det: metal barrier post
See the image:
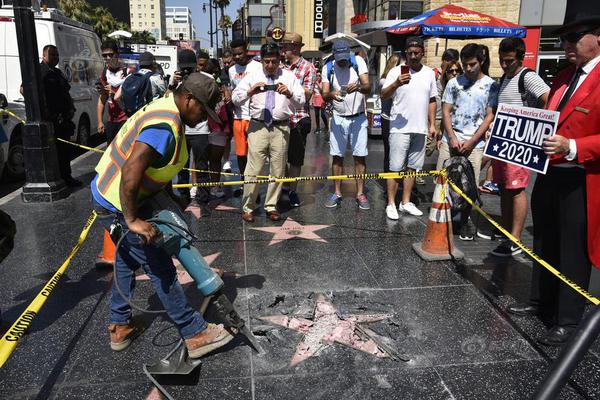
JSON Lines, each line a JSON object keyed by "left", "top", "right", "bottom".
{"left": 533, "top": 305, "right": 600, "bottom": 399}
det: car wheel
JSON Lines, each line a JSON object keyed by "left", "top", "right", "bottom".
{"left": 77, "top": 115, "right": 90, "bottom": 146}
{"left": 5, "top": 129, "right": 24, "bottom": 181}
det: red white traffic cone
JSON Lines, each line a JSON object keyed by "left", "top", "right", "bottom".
{"left": 413, "top": 173, "right": 464, "bottom": 261}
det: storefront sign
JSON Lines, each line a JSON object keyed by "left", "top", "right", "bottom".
{"left": 484, "top": 104, "right": 559, "bottom": 174}
{"left": 314, "top": 0, "right": 324, "bottom": 38}
{"left": 523, "top": 26, "right": 541, "bottom": 70}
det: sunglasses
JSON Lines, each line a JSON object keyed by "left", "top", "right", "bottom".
{"left": 560, "top": 29, "right": 595, "bottom": 44}
{"left": 448, "top": 68, "right": 459, "bottom": 74}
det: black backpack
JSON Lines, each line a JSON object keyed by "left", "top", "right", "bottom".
{"left": 499, "top": 68, "right": 533, "bottom": 106}
{"left": 121, "top": 71, "right": 153, "bottom": 116}
{"left": 443, "top": 156, "right": 482, "bottom": 228}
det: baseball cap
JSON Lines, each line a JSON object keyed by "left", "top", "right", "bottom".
{"left": 332, "top": 40, "right": 351, "bottom": 62}
{"left": 178, "top": 49, "right": 197, "bottom": 69}
{"left": 139, "top": 52, "right": 155, "bottom": 68}
{"left": 180, "top": 72, "right": 222, "bottom": 124}
{"left": 406, "top": 36, "right": 425, "bottom": 50}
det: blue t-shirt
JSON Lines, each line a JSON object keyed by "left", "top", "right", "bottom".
{"left": 91, "top": 126, "right": 175, "bottom": 212}
{"left": 441, "top": 74, "right": 499, "bottom": 149}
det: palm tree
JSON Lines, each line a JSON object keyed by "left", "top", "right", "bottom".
{"left": 131, "top": 31, "right": 157, "bottom": 45}
{"left": 58, "top": 0, "right": 92, "bottom": 25}
{"left": 214, "top": 0, "right": 231, "bottom": 48}
{"left": 92, "top": 6, "right": 120, "bottom": 40}
{"left": 219, "top": 15, "right": 233, "bottom": 48}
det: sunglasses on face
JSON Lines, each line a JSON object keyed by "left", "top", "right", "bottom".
{"left": 560, "top": 29, "right": 595, "bottom": 44}
{"left": 448, "top": 68, "right": 459, "bottom": 74}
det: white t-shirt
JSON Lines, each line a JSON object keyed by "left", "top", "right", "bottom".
{"left": 383, "top": 64, "right": 437, "bottom": 134}
{"left": 321, "top": 55, "right": 369, "bottom": 116}
{"left": 229, "top": 60, "right": 262, "bottom": 120}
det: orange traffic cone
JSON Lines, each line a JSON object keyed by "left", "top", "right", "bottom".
{"left": 413, "top": 173, "right": 464, "bottom": 261}
{"left": 95, "top": 229, "right": 116, "bottom": 268}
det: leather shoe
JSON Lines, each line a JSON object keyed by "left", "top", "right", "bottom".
{"left": 537, "top": 326, "right": 574, "bottom": 347}
{"left": 507, "top": 303, "right": 539, "bottom": 316}
{"left": 267, "top": 210, "right": 281, "bottom": 221}
{"left": 242, "top": 212, "right": 254, "bottom": 222}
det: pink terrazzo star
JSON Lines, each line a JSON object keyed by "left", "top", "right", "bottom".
{"left": 136, "top": 252, "right": 221, "bottom": 285}
{"left": 208, "top": 200, "right": 238, "bottom": 211}
{"left": 250, "top": 218, "right": 331, "bottom": 246}
{"left": 259, "top": 294, "right": 393, "bottom": 366}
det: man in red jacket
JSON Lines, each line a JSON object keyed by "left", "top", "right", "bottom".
{"left": 507, "top": 0, "right": 600, "bottom": 346}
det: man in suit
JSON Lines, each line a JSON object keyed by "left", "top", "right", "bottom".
{"left": 507, "top": 0, "right": 600, "bottom": 346}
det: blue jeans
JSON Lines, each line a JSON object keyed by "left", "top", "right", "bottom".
{"left": 94, "top": 202, "right": 207, "bottom": 339}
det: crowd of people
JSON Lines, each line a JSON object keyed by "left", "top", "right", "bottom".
{"left": 26, "top": 1, "right": 599, "bottom": 356}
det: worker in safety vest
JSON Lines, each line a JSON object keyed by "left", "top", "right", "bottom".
{"left": 90, "top": 73, "right": 232, "bottom": 358}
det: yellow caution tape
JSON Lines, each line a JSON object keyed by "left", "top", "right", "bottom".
{"left": 172, "top": 170, "right": 437, "bottom": 189}
{"left": 56, "top": 138, "right": 271, "bottom": 178}
{"left": 446, "top": 178, "right": 600, "bottom": 306}
{"left": 0, "top": 109, "right": 26, "bottom": 124}
{"left": 0, "top": 212, "right": 97, "bottom": 368}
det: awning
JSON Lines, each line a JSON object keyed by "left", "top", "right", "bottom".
{"left": 356, "top": 30, "right": 406, "bottom": 47}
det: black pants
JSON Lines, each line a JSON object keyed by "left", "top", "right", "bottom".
{"left": 288, "top": 117, "right": 311, "bottom": 167}
{"left": 105, "top": 121, "right": 125, "bottom": 144}
{"left": 314, "top": 107, "right": 328, "bottom": 131}
{"left": 53, "top": 120, "right": 75, "bottom": 180}
{"left": 177, "top": 135, "right": 209, "bottom": 200}
{"left": 381, "top": 117, "right": 390, "bottom": 173}
{"left": 529, "top": 167, "right": 592, "bottom": 328}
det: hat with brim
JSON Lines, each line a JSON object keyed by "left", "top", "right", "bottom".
{"left": 180, "top": 72, "right": 221, "bottom": 124}
{"left": 282, "top": 32, "right": 304, "bottom": 46}
{"left": 178, "top": 49, "right": 197, "bottom": 69}
{"left": 553, "top": 0, "right": 600, "bottom": 34}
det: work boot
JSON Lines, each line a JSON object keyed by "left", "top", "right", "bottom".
{"left": 185, "top": 323, "right": 234, "bottom": 359}
{"left": 108, "top": 323, "right": 136, "bottom": 351}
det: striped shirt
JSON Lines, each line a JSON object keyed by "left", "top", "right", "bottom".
{"left": 286, "top": 57, "right": 316, "bottom": 126}
{"left": 497, "top": 67, "right": 550, "bottom": 107}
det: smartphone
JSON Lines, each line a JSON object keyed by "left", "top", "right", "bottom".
{"left": 400, "top": 65, "right": 410, "bottom": 75}
{"left": 263, "top": 84, "right": 278, "bottom": 91}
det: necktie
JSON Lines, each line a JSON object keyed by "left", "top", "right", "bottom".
{"left": 557, "top": 67, "right": 584, "bottom": 112}
{"left": 264, "top": 75, "right": 275, "bottom": 127}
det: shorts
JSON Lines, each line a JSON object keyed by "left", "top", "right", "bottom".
{"left": 329, "top": 113, "right": 368, "bottom": 157}
{"left": 233, "top": 119, "right": 250, "bottom": 156}
{"left": 208, "top": 131, "right": 228, "bottom": 147}
{"left": 288, "top": 117, "right": 311, "bottom": 166}
{"left": 389, "top": 132, "right": 426, "bottom": 171}
{"left": 492, "top": 159, "right": 530, "bottom": 189}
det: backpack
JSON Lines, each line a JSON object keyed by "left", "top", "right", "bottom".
{"left": 121, "top": 71, "right": 153, "bottom": 117}
{"left": 325, "top": 55, "right": 360, "bottom": 86}
{"left": 499, "top": 68, "right": 533, "bottom": 106}
{"left": 442, "top": 156, "right": 482, "bottom": 229}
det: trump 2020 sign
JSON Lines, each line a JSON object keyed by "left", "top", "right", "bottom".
{"left": 484, "top": 104, "right": 560, "bottom": 174}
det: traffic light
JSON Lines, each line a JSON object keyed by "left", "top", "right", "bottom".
{"left": 179, "top": 33, "right": 184, "bottom": 40}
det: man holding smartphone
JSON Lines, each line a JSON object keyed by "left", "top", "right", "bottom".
{"left": 381, "top": 37, "right": 437, "bottom": 220}
{"left": 232, "top": 43, "right": 305, "bottom": 222}
{"left": 321, "top": 40, "right": 371, "bottom": 210}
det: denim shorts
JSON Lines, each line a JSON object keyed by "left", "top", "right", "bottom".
{"left": 389, "top": 132, "right": 426, "bottom": 171}
{"left": 329, "top": 113, "right": 368, "bottom": 157}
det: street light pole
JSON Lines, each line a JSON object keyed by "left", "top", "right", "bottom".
{"left": 13, "top": 0, "right": 67, "bottom": 202}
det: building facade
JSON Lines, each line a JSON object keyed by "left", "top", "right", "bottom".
{"left": 129, "top": 0, "right": 167, "bottom": 40}
{"left": 166, "top": 6, "right": 195, "bottom": 41}
{"left": 244, "top": 0, "right": 281, "bottom": 53}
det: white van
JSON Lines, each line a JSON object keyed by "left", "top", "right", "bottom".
{"left": 0, "top": 6, "right": 103, "bottom": 180}
{"left": 130, "top": 43, "right": 178, "bottom": 81}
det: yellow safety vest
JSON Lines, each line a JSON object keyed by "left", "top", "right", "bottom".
{"left": 94, "top": 94, "right": 187, "bottom": 211}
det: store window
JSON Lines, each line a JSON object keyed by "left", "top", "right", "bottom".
{"left": 388, "top": 0, "right": 422, "bottom": 20}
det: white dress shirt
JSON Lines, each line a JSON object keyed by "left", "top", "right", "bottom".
{"left": 561, "top": 55, "right": 600, "bottom": 161}
{"left": 228, "top": 60, "right": 263, "bottom": 120}
{"left": 232, "top": 67, "right": 305, "bottom": 122}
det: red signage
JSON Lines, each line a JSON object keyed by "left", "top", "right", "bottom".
{"left": 351, "top": 14, "right": 367, "bottom": 25}
{"left": 523, "top": 26, "right": 541, "bottom": 71}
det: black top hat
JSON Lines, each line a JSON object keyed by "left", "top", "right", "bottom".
{"left": 554, "top": 0, "right": 600, "bottom": 34}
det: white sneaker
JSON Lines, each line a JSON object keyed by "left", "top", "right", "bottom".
{"left": 399, "top": 202, "right": 423, "bottom": 216}
{"left": 386, "top": 204, "right": 399, "bottom": 220}
{"left": 222, "top": 161, "right": 232, "bottom": 172}
{"left": 210, "top": 186, "right": 225, "bottom": 198}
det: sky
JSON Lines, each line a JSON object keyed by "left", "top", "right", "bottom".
{"left": 166, "top": 0, "right": 245, "bottom": 47}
